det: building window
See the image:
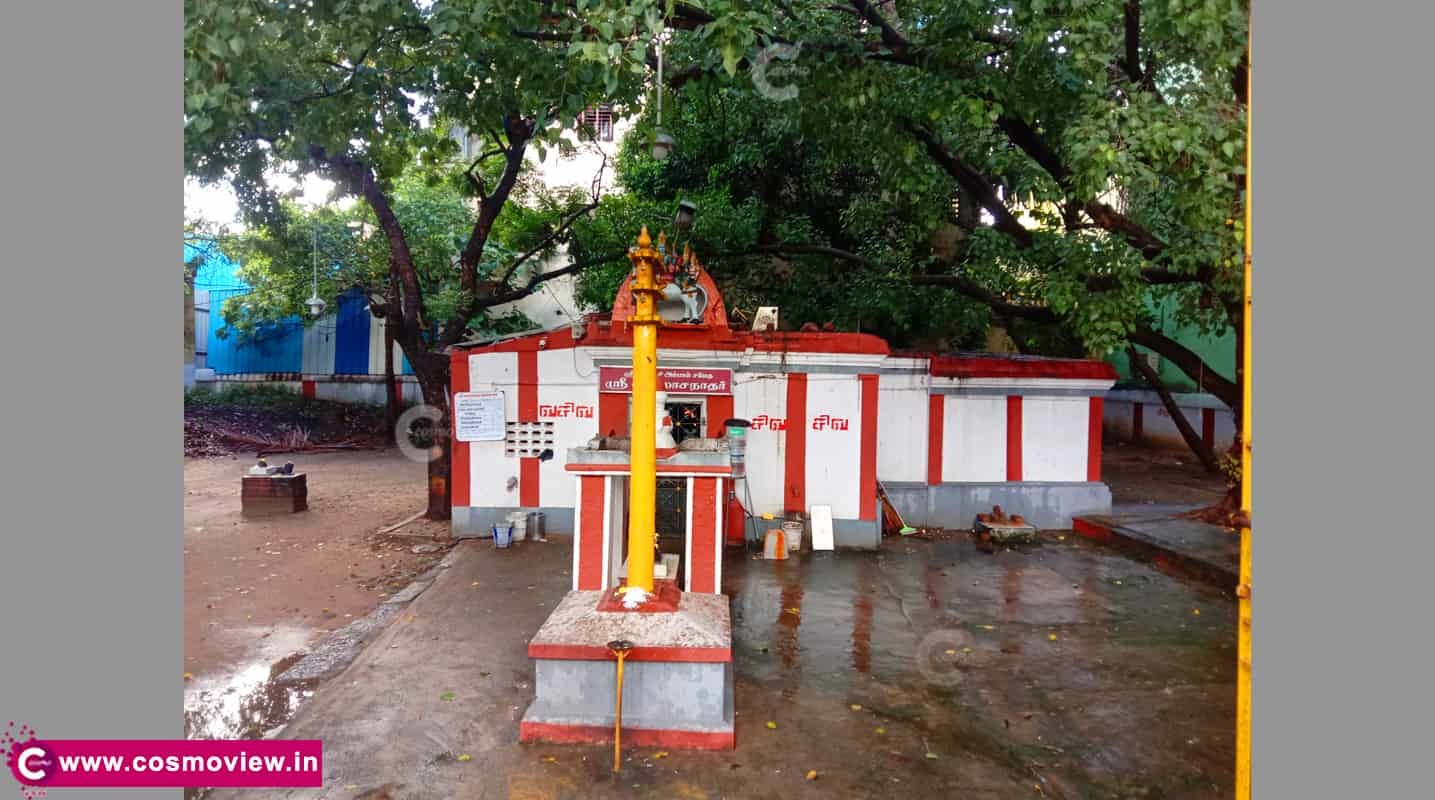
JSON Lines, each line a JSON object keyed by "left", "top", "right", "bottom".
{"left": 577, "top": 104, "right": 614, "bottom": 142}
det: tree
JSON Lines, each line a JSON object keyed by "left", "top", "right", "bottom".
{"left": 187, "top": 0, "right": 1249, "bottom": 516}
{"left": 609, "top": 0, "right": 1247, "bottom": 409}
{"left": 185, "top": 0, "right": 758, "bottom": 518}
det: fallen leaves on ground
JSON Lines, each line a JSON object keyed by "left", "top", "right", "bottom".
{"left": 766, "top": 721, "right": 777, "bottom": 729}
{"left": 439, "top": 692, "right": 456, "bottom": 701}
{"left": 654, "top": 751, "right": 669, "bottom": 759}
{"left": 849, "top": 704, "right": 862, "bottom": 711}
{"left": 457, "top": 754, "right": 471, "bottom": 762}
{"left": 874, "top": 727, "right": 886, "bottom": 735}
{"left": 806, "top": 770, "right": 818, "bottom": 780}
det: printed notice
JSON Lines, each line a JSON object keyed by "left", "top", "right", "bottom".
{"left": 453, "top": 391, "right": 505, "bottom": 442}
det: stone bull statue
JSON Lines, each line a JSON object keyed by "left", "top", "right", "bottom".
{"left": 660, "top": 269, "right": 706, "bottom": 323}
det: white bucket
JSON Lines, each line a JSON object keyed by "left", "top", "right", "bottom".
{"left": 506, "top": 511, "right": 528, "bottom": 542}
{"left": 782, "top": 521, "right": 803, "bottom": 552}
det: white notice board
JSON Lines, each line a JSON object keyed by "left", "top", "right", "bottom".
{"left": 453, "top": 391, "right": 506, "bottom": 442}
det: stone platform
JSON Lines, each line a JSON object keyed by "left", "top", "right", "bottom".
{"left": 520, "top": 588, "right": 735, "bottom": 750}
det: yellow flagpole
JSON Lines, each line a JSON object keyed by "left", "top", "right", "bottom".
{"left": 1235, "top": 13, "right": 1254, "bottom": 799}
{"left": 624, "top": 227, "right": 662, "bottom": 596}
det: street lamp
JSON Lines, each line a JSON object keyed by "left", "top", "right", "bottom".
{"left": 305, "top": 223, "right": 326, "bottom": 317}
{"left": 674, "top": 199, "right": 697, "bottom": 232}
{"left": 651, "top": 37, "right": 675, "bottom": 161}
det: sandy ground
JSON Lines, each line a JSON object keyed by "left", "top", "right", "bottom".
{"left": 183, "top": 450, "right": 453, "bottom": 737}
{"left": 1101, "top": 438, "right": 1229, "bottom": 508}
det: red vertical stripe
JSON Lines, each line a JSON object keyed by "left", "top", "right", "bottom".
{"left": 1006, "top": 395, "right": 1023, "bottom": 481}
{"left": 451, "top": 358, "right": 471, "bottom": 508}
{"left": 1087, "top": 397, "right": 1104, "bottom": 482}
{"left": 725, "top": 480, "right": 746, "bottom": 545}
{"left": 927, "top": 394, "right": 944, "bottom": 485}
{"left": 1133, "top": 402, "right": 1144, "bottom": 441}
{"left": 858, "top": 374, "right": 879, "bottom": 521}
{"left": 598, "top": 392, "right": 628, "bottom": 437}
{"left": 1202, "top": 407, "right": 1215, "bottom": 451}
{"left": 301, "top": 380, "right": 316, "bottom": 400}
{"left": 576, "top": 475, "right": 606, "bottom": 590}
{"left": 519, "top": 350, "right": 540, "bottom": 508}
{"left": 689, "top": 478, "right": 718, "bottom": 593}
{"left": 784, "top": 374, "right": 808, "bottom": 514}
{"left": 706, "top": 394, "right": 734, "bottom": 438}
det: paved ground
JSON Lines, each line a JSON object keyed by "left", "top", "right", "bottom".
{"left": 184, "top": 450, "right": 454, "bottom": 738}
{"left": 208, "top": 532, "right": 1235, "bottom": 800}
{"left": 1075, "top": 507, "right": 1240, "bottom": 591}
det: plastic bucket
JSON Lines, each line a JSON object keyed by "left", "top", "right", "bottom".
{"left": 782, "top": 521, "right": 803, "bottom": 552}
{"left": 506, "top": 511, "right": 528, "bottom": 542}
{"left": 492, "top": 524, "right": 513, "bottom": 549}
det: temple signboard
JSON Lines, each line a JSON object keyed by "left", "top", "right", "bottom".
{"left": 598, "top": 366, "right": 732, "bottom": 395}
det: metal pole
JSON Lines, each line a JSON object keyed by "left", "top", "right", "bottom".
{"left": 1235, "top": 17, "right": 1254, "bottom": 800}
{"left": 624, "top": 227, "right": 663, "bottom": 596}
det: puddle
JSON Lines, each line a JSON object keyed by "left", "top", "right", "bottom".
{"left": 184, "top": 626, "right": 319, "bottom": 741}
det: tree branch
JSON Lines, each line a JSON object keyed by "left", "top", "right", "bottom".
{"left": 903, "top": 121, "right": 1034, "bottom": 247}
{"left": 1126, "top": 345, "right": 1222, "bottom": 473}
{"left": 306, "top": 144, "right": 426, "bottom": 338}
{"left": 1129, "top": 326, "right": 1237, "bottom": 408}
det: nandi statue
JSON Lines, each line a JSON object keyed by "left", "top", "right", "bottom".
{"left": 658, "top": 244, "right": 707, "bottom": 323}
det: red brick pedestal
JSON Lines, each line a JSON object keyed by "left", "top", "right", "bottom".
{"left": 241, "top": 474, "right": 308, "bottom": 517}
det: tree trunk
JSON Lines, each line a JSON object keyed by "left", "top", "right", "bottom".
{"left": 1126, "top": 346, "right": 1222, "bottom": 474}
{"left": 410, "top": 358, "right": 452, "bottom": 522}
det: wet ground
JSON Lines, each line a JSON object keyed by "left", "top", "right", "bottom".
{"left": 207, "top": 531, "right": 1235, "bottom": 800}
{"left": 184, "top": 449, "right": 454, "bottom": 741}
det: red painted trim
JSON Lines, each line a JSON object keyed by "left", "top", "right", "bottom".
{"left": 1133, "top": 402, "right": 1144, "bottom": 441}
{"left": 1005, "top": 395, "right": 1023, "bottom": 481}
{"left": 301, "top": 379, "right": 316, "bottom": 400}
{"left": 784, "top": 374, "right": 807, "bottom": 514}
{"left": 519, "top": 350, "right": 540, "bottom": 508}
{"left": 929, "top": 355, "right": 1117, "bottom": 380}
{"left": 527, "top": 643, "right": 732, "bottom": 663}
{"left": 520, "top": 721, "right": 734, "bottom": 751}
{"left": 689, "top": 478, "right": 719, "bottom": 592}
{"left": 858, "top": 374, "right": 879, "bottom": 521}
{"left": 725, "top": 481, "right": 746, "bottom": 546}
{"left": 566, "top": 463, "right": 733, "bottom": 475}
{"left": 451, "top": 358, "right": 471, "bottom": 508}
{"left": 598, "top": 392, "right": 628, "bottom": 437}
{"left": 1202, "top": 407, "right": 1215, "bottom": 451}
{"left": 706, "top": 394, "right": 734, "bottom": 438}
{"left": 577, "top": 475, "right": 606, "bottom": 590}
{"left": 1087, "top": 397, "right": 1104, "bottom": 482}
{"left": 927, "top": 394, "right": 944, "bottom": 485}
{"left": 456, "top": 315, "right": 889, "bottom": 357}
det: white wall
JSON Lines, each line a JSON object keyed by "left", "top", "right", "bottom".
{"left": 877, "top": 372, "right": 929, "bottom": 483}
{"left": 804, "top": 373, "right": 863, "bottom": 520}
{"left": 732, "top": 372, "right": 788, "bottom": 516}
{"left": 1021, "top": 396, "right": 1089, "bottom": 481}
{"left": 943, "top": 395, "right": 1007, "bottom": 482}
{"left": 467, "top": 351, "right": 521, "bottom": 509}
{"left": 535, "top": 348, "right": 600, "bottom": 509}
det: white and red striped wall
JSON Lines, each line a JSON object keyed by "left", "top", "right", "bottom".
{"left": 449, "top": 321, "right": 1117, "bottom": 546}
